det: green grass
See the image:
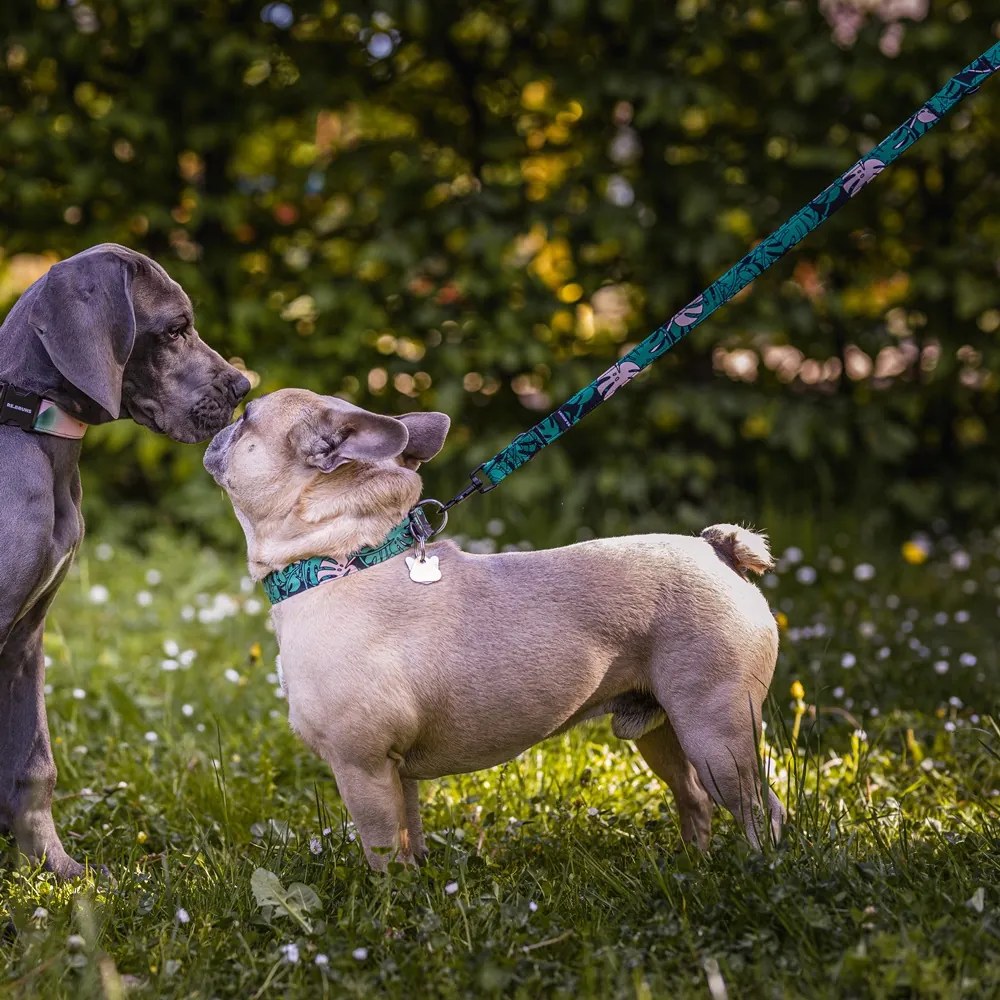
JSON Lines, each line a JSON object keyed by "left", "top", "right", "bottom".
{"left": 2, "top": 523, "right": 999, "bottom": 998}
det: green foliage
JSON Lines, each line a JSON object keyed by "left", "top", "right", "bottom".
{"left": 1, "top": 1, "right": 999, "bottom": 542}
{"left": 2, "top": 519, "right": 1000, "bottom": 995}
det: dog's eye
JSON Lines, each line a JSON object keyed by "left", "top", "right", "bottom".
{"left": 167, "top": 321, "right": 188, "bottom": 340}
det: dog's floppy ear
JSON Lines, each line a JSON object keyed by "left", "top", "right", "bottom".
{"left": 289, "top": 399, "right": 410, "bottom": 473}
{"left": 398, "top": 412, "right": 450, "bottom": 469}
{"left": 27, "top": 248, "right": 137, "bottom": 419}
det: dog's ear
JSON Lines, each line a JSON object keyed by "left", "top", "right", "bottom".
{"left": 27, "top": 248, "right": 137, "bottom": 419}
{"left": 289, "top": 400, "right": 410, "bottom": 473}
{"left": 397, "top": 412, "right": 450, "bottom": 469}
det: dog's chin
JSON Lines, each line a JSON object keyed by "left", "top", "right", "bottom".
{"left": 128, "top": 393, "right": 238, "bottom": 443}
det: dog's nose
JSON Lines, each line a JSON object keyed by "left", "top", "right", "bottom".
{"left": 227, "top": 374, "right": 251, "bottom": 405}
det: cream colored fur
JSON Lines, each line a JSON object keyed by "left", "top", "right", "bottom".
{"left": 204, "top": 389, "right": 784, "bottom": 870}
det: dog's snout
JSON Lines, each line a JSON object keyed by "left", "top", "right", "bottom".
{"left": 203, "top": 423, "right": 232, "bottom": 478}
{"left": 228, "top": 373, "right": 251, "bottom": 405}
{"left": 221, "top": 369, "right": 250, "bottom": 406}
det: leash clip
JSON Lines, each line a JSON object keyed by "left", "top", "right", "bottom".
{"left": 408, "top": 499, "right": 449, "bottom": 552}
{"left": 406, "top": 500, "right": 447, "bottom": 583}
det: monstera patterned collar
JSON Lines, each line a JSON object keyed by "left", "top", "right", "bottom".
{"left": 0, "top": 383, "right": 89, "bottom": 439}
{"left": 262, "top": 517, "right": 418, "bottom": 605}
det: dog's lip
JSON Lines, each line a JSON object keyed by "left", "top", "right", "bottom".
{"left": 126, "top": 400, "right": 163, "bottom": 434}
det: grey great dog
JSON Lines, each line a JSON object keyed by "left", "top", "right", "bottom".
{"left": 0, "top": 243, "right": 249, "bottom": 877}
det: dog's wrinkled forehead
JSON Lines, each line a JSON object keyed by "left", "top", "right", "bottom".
{"left": 131, "top": 261, "right": 191, "bottom": 327}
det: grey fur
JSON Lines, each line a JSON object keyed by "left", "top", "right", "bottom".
{"left": 0, "top": 244, "right": 249, "bottom": 877}
{"left": 206, "top": 389, "right": 785, "bottom": 871}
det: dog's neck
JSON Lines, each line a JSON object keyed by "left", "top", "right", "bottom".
{"left": 241, "top": 467, "right": 421, "bottom": 580}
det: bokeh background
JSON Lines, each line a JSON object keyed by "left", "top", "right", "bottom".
{"left": 1, "top": 0, "right": 998, "bottom": 549}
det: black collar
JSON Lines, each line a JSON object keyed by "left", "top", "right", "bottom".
{"left": 0, "top": 383, "right": 89, "bottom": 439}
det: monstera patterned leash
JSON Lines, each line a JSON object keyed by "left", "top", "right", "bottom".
{"left": 264, "top": 39, "right": 1000, "bottom": 605}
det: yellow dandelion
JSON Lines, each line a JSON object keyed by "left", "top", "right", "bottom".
{"left": 901, "top": 539, "right": 929, "bottom": 565}
{"left": 790, "top": 680, "right": 805, "bottom": 701}
{"left": 774, "top": 611, "right": 789, "bottom": 631}
{"left": 136, "top": 831, "right": 148, "bottom": 844}
{"left": 248, "top": 642, "right": 262, "bottom": 662}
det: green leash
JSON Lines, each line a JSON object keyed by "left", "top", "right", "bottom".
{"left": 264, "top": 39, "right": 1000, "bottom": 606}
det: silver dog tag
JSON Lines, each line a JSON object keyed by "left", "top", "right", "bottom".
{"left": 406, "top": 555, "right": 442, "bottom": 584}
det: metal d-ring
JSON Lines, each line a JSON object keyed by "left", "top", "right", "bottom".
{"left": 407, "top": 499, "right": 449, "bottom": 561}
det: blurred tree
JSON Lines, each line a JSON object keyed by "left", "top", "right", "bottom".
{"left": 0, "top": 0, "right": 998, "bottom": 543}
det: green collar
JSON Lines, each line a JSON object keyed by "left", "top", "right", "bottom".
{"left": 262, "top": 517, "right": 414, "bottom": 604}
{"left": 262, "top": 501, "right": 446, "bottom": 605}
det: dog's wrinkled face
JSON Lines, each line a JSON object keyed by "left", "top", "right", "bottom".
{"left": 204, "top": 388, "right": 450, "bottom": 542}
{"left": 120, "top": 262, "right": 250, "bottom": 442}
{"left": 27, "top": 244, "right": 250, "bottom": 442}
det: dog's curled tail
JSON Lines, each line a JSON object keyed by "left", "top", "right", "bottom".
{"left": 701, "top": 523, "right": 774, "bottom": 577}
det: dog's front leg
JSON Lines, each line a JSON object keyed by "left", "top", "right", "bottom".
{"left": 402, "top": 778, "right": 428, "bottom": 863}
{"left": 330, "top": 755, "right": 412, "bottom": 871}
{"left": 0, "top": 616, "right": 84, "bottom": 879}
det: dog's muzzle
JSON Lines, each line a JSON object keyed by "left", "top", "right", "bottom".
{"left": 189, "top": 374, "right": 250, "bottom": 440}
{"left": 203, "top": 420, "right": 237, "bottom": 480}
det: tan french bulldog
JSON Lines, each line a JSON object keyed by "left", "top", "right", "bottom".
{"left": 204, "top": 388, "right": 783, "bottom": 870}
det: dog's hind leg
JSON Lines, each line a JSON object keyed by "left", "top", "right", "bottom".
{"left": 329, "top": 754, "right": 412, "bottom": 871}
{"left": 634, "top": 719, "right": 714, "bottom": 850}
{"left": 402, "top": 778, "right": 428, "bottom": 863}
{"left": 659, "top": 681, "right": 782, "bottom": 850}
